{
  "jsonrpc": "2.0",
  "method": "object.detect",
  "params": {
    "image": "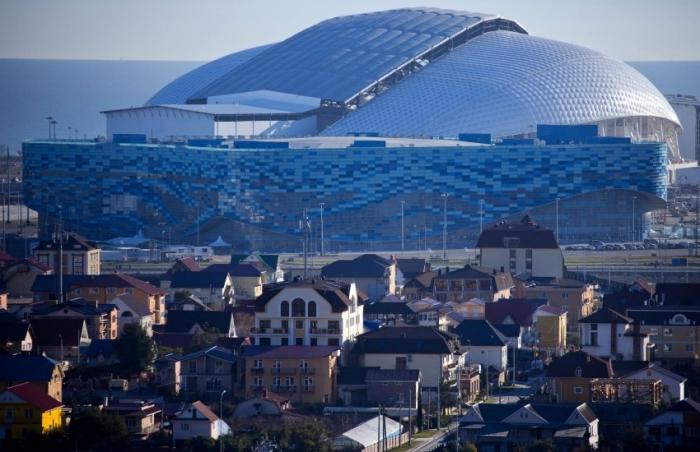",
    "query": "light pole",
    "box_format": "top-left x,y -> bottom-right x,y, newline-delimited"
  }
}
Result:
400,200 -> 405,254
50,120 -> 57,139
219,389 -> 227,452
46,116 -> 53,139
441,193 -> 448,261
632,196 -> 637,243
479,199 -> 484,235
555,197 -> 560,244
320,202 -> 325,257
